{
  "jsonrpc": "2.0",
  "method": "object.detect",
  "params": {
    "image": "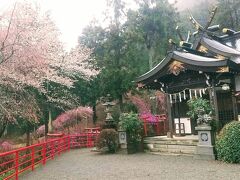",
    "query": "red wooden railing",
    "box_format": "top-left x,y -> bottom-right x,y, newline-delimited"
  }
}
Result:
141,114 -> 167,136
0,132 -> 99,180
